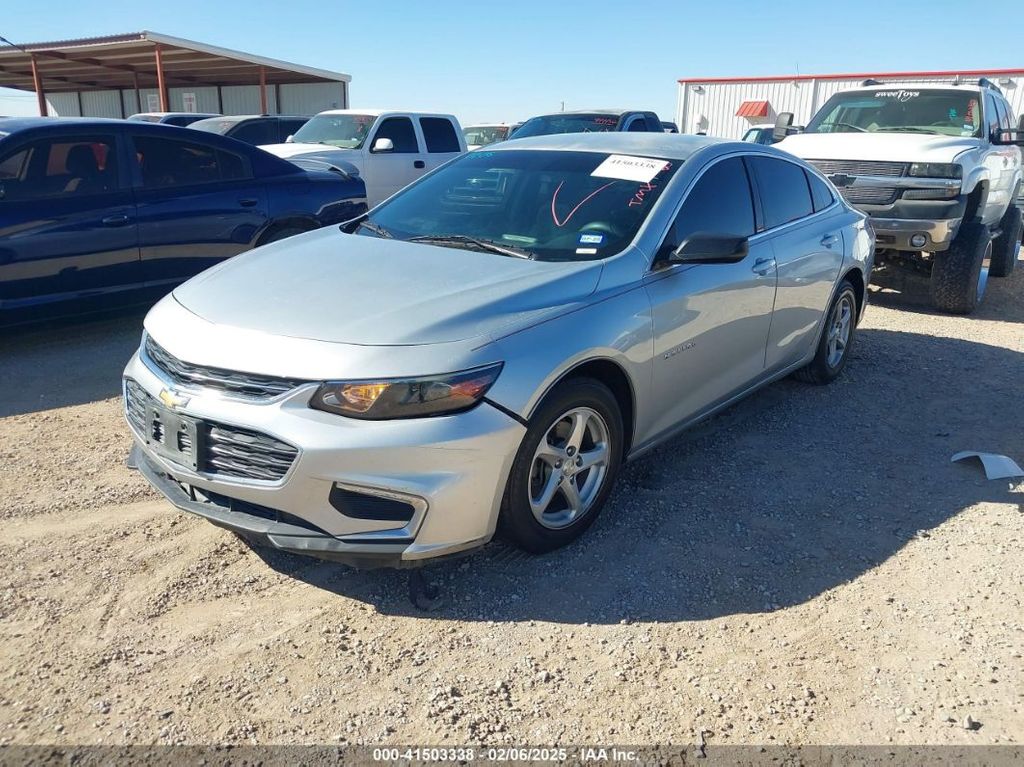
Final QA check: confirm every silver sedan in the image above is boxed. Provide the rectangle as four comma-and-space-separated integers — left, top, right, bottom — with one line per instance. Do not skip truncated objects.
123, 133, 874, 567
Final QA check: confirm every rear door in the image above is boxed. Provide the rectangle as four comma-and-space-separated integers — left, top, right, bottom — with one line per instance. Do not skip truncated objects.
644, 155, 777, 439
127, 132, 269, 287
364, 115, 422, 204
417, 117, 463, 174
0, 131, 139, 308
748, 155, 845, 372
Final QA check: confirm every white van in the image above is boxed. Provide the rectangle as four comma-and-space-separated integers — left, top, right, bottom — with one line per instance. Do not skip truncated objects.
261, 109, 466, 207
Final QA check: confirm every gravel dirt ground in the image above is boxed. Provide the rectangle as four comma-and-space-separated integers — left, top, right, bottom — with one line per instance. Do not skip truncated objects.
0, 252, 1021, 748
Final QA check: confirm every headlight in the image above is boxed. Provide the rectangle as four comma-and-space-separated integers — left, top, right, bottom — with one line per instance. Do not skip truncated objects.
310, 363, 503, 420
908, 162, 962, 179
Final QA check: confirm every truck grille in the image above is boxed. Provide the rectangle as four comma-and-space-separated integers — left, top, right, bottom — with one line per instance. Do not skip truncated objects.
125, 379, 298, 482
144, 335, 309, 399
841, 187, 899, 205
807, 159, 909, 178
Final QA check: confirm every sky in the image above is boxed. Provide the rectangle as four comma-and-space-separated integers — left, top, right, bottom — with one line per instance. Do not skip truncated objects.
0, 0, 1018, 124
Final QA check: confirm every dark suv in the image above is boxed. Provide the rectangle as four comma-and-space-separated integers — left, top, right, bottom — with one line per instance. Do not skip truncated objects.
189, 115, 311, 146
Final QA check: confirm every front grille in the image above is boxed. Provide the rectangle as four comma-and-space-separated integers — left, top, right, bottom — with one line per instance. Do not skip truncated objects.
144, 335, 308, 399
841, 187, 899, 205
205, 423, 298, 481
808, 159, 909, 178
125, 379, 298, 482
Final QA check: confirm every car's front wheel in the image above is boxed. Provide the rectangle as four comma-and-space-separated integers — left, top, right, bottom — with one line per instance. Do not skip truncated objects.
499, 378, 623, 553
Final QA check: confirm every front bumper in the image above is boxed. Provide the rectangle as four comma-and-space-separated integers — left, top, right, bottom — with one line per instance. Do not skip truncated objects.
866, 216, 962, 252
123, 350, 526, 568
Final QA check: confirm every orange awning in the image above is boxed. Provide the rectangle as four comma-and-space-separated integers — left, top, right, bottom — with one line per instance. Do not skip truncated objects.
736, 100, 770, 118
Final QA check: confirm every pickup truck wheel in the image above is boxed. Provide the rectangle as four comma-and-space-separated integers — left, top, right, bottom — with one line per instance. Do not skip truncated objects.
929, 222, 991, 314
990, 205, 1022, 278
499, 378, 623, 554
794, 281, 857, 385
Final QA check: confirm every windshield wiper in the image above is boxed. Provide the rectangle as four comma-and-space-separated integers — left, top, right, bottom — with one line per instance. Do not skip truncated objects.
355, 219, 393, 238
408, 234, 534, 260
875, 126, 942, 134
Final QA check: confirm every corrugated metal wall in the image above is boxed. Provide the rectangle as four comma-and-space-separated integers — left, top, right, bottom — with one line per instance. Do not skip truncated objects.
678, 72, 1024, 139
36, 80, 347, 119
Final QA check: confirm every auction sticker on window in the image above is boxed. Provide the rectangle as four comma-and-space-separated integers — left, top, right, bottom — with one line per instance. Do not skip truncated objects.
592, 154, 668, 183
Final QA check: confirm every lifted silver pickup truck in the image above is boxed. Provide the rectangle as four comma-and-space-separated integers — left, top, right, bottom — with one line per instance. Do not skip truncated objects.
777, 80, 1023, 313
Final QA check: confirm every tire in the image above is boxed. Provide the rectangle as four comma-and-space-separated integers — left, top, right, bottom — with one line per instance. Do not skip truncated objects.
259, 226, 308, 246
794, 280, 858, 385
499, 378, 624, 554
929, 222, 992, 314
990, 205, 1022, 278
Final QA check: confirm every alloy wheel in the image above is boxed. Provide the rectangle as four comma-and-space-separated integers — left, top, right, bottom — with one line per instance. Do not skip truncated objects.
528, 407, 611, 530
826, 293, 854, 369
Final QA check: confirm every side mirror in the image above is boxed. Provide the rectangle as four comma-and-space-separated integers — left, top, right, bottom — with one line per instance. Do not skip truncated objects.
773, 112, 800, 141
371, 137, 394, 153
285, 134, 294, 143
993, 128, 1024, 147
666, 233, 750, 264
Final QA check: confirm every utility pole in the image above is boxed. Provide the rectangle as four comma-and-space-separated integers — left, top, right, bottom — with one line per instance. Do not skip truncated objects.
560, 101, 565, 112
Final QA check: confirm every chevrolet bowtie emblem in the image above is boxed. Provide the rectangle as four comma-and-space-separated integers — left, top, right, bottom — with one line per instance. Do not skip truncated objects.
158, 388, 190, 409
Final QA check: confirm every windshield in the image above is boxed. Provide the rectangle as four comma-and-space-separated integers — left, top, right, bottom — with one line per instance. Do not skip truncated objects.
291, 114, 375, 148
189, 118, 237, 134
360, 149, 679, 262
463, 126, 509, 146
128, 114, 163, 123
512, 113, 621, 138
806, 89, 982, 137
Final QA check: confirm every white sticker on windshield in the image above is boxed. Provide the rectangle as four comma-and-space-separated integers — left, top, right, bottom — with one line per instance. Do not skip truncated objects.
591, 154, 668, 183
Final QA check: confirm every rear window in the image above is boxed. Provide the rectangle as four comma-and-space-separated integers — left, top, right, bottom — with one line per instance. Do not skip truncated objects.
419, 117, 461, 153
132, 135, 249, 188
512, 113, 622, 138
749, 156, 814, 228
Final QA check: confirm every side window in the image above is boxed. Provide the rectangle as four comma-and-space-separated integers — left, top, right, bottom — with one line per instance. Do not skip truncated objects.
626, 116, 648, 132
994, 98, 1012, 131
419, 117, 461, 153
372, 117, 419, 153
670, 157, 756, 245
984, 94, 1001, 139
229, 121, 276, 145
0, 135, 118, 200
805, 170, 835, 212
132, 135, 250, 188
280, 118, 308, 142
750, 156, 814, 229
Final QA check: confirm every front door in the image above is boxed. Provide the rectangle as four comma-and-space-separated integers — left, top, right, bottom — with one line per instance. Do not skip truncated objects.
0, 132, 138, 309
128, 133, 269, 287
364, 116, 423, 205
644, 156, 777, 439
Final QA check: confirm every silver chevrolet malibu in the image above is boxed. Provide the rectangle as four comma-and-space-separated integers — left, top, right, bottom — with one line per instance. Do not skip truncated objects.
124, 133, 874, 568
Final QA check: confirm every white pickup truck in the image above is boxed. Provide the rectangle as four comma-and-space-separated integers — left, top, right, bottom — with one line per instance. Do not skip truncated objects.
261, 109, 466, 207
777, 81, 1023, 313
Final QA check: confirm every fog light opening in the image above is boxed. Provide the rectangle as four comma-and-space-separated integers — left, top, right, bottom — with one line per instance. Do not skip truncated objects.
910, 233, 928, 249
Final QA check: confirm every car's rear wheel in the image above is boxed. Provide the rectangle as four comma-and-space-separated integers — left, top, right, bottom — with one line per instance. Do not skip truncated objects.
499, 378, 623, 553
794, 280, 857, 385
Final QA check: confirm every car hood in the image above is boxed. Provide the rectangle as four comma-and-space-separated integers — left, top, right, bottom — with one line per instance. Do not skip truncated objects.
172, 227, 602, 346
779, 132, 982, 163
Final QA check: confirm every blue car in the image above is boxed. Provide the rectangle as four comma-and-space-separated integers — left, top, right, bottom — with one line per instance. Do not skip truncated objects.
0, 118, 366, 324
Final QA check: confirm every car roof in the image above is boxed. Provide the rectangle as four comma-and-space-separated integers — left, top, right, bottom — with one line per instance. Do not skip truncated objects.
129, 112, 219, 118
0, 116, 127, 132
528, 109, 647, 119
494, 131, 727, 160
315, 108, 457, 120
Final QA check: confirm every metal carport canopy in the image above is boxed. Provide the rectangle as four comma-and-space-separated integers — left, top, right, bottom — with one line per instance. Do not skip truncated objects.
0, 30, 350, 114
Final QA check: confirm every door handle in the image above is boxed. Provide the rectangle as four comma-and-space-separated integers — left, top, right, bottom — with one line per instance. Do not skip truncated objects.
238, 198, 259, 207
752, 257, 774, 276
101, 214, 131, 227
413, 160, 425, 169
820, 234, 838, 247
